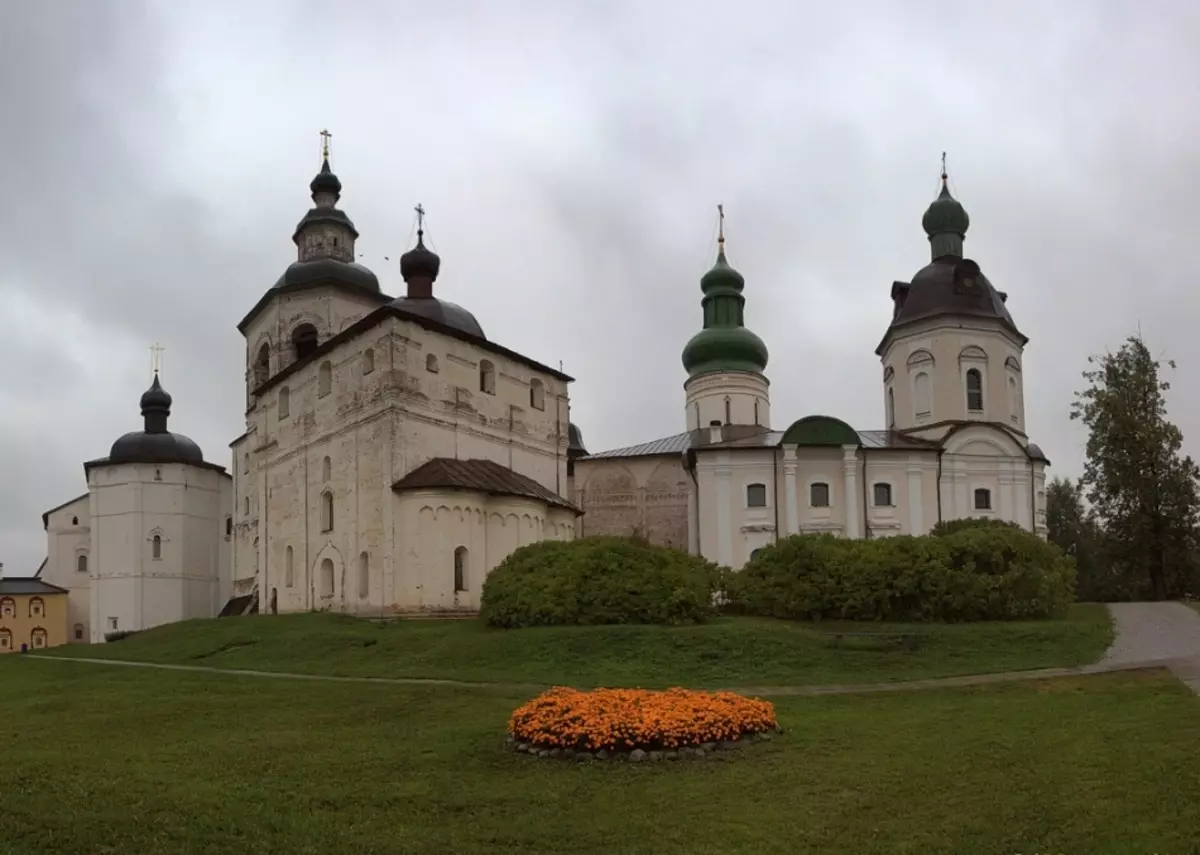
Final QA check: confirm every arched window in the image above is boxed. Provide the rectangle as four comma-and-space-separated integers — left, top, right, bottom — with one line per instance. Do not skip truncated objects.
76, 554, 88, 574
873, 482, 893, 507
292, 324, 319, 361
753, 399, 760, 425
974, 488, 993, 510
965, 368, 984, 412
914, 372, 931, 418
479, 360, 495, 394
28, 597, 44, 618
529, 379, 545, 410
0, 628, 11, 650
270, 587, 278, 615
244, 496, 250, 516
1008, 376, 1019, 423
1, 598, 15, 619
317, 361, 332, 397
152, 535, 162, 560
285, 546, 295, 588
426, 353, 439, 373
322, 456, 332, 482
362, 348, 375, 374
242, 453, 249, 474
886, 387, 895, 428
358, 552, 369, 600
746, 483, 768, 508
73, 624, 84, 641
319, 558, 335, 597
810, 482, 830, 508
253, 343, 271, 386
225, 516, 233, 536
453, 546, 468, 592
321, 490, 334, 532
279, 386, 290, 419
30, 627, 47, 649
724, 397, 732, 425
154, 468, 162, 481
71, 516, 78, 526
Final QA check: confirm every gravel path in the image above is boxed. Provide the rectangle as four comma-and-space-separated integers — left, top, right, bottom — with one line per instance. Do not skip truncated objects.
1102, 602, 1200, 664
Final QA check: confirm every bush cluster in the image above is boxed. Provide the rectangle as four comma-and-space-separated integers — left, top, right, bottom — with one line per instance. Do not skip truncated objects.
480, 536, 722, 628
509, 686, 777, 751
730, 520, 1076, 622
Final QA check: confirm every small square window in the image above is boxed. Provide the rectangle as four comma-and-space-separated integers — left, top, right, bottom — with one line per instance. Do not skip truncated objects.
974, 489, 992, 511
873, 483, 893, 507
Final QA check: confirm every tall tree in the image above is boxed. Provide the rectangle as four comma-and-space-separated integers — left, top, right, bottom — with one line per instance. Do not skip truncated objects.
1070, 335, 1200, 600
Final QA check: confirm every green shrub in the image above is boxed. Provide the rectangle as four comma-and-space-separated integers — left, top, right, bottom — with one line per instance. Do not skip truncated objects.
734, 524, 1075, 623
930, 517, 1024, 537
104, 630, 141, 643
480, 536, 724, 628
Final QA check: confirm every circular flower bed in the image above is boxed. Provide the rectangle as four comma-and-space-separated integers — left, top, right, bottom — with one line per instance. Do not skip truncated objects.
508, 687, 780, 760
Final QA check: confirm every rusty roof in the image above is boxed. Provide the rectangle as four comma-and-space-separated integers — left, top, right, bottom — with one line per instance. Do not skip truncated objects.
392, 458, 580, 513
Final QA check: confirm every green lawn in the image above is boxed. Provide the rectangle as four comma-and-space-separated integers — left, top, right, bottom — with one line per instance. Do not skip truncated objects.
41, 605, 1115, 688
3, 658, 1199, 854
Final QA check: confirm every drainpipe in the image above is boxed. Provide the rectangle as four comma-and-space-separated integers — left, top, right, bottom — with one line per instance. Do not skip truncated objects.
1029, 456, 1036, 534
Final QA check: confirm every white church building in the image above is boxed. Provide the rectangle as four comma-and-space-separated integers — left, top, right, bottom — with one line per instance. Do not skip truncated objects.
573, 171, 1049, 567
36, 148, 1049, 641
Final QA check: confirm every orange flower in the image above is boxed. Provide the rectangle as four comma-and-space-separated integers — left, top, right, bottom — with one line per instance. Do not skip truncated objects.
508, 687, 778, 752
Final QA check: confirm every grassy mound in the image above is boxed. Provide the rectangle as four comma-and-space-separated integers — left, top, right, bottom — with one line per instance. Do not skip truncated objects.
479, 536, 722, 628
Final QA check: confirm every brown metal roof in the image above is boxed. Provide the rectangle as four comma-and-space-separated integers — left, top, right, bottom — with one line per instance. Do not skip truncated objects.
392, 458, 580, 513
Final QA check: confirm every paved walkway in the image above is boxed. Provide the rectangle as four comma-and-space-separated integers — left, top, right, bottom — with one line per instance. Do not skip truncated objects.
23, 603, 1200, 697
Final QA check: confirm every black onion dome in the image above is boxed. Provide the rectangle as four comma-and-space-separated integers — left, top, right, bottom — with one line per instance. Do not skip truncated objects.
400, 232, 441, 282
140, 374, 172, 411
273, 257, 380, 292
389, 296, 486, 339
309, 158, 342, 196
109, 431, 205, 465
567, 423, 587, 457
107, 375, 205, 466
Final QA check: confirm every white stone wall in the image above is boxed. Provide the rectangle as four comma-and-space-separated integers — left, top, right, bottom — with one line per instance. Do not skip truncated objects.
237, 311, 574, 616
880, 317, 1027, 440
85, 462, 230, 640
392, 490, 575, 613
685, 371, 771, 430
41, 495, 91, 643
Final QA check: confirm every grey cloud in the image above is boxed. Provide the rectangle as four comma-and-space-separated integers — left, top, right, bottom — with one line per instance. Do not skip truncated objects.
3, 0, 1200, 573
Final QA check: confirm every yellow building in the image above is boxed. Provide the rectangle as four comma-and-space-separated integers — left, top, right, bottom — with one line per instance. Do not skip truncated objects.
0, 570, 70, 653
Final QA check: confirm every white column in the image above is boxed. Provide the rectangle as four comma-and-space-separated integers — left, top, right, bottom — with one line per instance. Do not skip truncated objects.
842, 446, 860, 539
907, 459, 924, 534
715, 466, 733, 566
783, 452, 799, 536
998, 461, 1015, 523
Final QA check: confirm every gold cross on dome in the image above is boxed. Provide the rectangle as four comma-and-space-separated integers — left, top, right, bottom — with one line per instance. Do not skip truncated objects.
320, 129, 332, 161
150, 342, 165, 378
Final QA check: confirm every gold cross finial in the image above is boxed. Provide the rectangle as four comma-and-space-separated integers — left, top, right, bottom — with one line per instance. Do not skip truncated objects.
320, 129, 332, 162
717, 203, 726, 248
150, 342, 165, 378
414, 202, 426, 233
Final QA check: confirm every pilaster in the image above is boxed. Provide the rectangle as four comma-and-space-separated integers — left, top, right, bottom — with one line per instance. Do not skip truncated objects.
842, 445, 860, 540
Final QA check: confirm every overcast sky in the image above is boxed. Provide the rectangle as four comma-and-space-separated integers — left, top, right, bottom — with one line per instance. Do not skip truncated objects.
2, 0, 1198, 574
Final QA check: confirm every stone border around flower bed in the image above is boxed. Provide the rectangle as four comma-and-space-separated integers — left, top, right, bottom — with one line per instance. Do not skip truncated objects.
507, 727, 784, 763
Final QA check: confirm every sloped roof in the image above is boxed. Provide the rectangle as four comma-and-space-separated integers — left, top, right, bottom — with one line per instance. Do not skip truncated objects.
392, 458, 580, 513
857, 430, 942, 450
0, 578, 68, 596
582, 431, 693, 460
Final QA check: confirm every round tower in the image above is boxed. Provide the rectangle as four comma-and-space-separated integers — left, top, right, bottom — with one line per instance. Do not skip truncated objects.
681, 209, 770, 433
